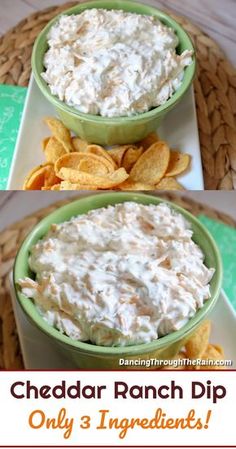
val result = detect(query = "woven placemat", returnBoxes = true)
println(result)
[0,2,236,189]
[0,192,236,370]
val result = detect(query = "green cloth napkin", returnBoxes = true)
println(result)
[199,215,236,310]
[0,84,27,190]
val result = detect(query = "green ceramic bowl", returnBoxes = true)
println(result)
[32,0,196,145]
[14,193,222,369]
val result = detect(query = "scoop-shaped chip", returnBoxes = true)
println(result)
[166,151,191,177]
[44,137,67,163]
[155,177,184,190]
[200,344,225,370]
[55,152,112,176]
[212,345,224,356]
[185,321,211,359]
[138,132,159,150]
[50,184,61,191]
[78,158,108,176]
[130,141,170,184]
[107,145,132,167]
[87,144,117,170]
[117,179,154,190]
[23,163,59,190]
[44,117,73,152]
[55,152,83,173]
[44,165,61,188]
[122,147,143,173]
[41,137,50,151]
[72,137,88,152]
[59,181,98,190]
[58,167,129,189]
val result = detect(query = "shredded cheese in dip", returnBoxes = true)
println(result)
[19,202,214,347]
[42,8,193,117]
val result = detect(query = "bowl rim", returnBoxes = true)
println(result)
[31,0,196,124]
[13,192,223,356]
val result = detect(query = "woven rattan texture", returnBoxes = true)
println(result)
[0,192,236,369]
[0,2,236,189]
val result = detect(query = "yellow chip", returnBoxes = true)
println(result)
[204,344,225,360]
[55,152,83,173]
[138,132,159,150]
[107,145,132,167]
[58,167,129,189]
[72,137,88,152]
[23,164,47,190]
[55,152,112,177]
[155,177,184,190]
[130,141,170,184]
[122,147,143,173]
[78,158,108,176]
[44,165,61,188]
[87,145,117,170]
[23,163,56,190]
[185,321,211,359]
[59,181,98,190]
[44,117,73,152]
[117,179,154,191]
[50,184,61,191]
[43,137,67,163]
[166,151,191,177]
[212,344,224,356]
[200,344,225,370]
[41,137,50,151]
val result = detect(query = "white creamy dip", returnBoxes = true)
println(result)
[42,8,193,117]
[19,202,214,347]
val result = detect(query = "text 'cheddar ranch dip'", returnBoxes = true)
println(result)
[42,8,193,117]
[19,203,214,347]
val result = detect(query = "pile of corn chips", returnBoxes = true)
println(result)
[23,117,191,191]
[164,320,227,370]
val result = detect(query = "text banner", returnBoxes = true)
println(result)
[0,371,235,447]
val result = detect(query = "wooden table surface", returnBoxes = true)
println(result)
[0,0,236,66]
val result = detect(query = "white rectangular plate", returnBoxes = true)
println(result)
[9,274,236,369]
[8,74,204,190]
